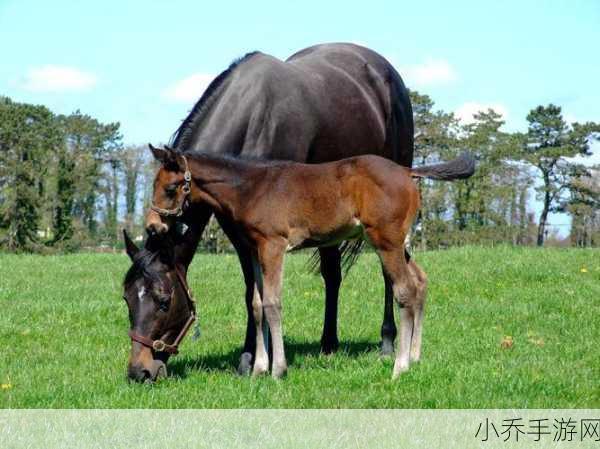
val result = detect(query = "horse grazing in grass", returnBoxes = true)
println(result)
[145,43,415,374]
[147,145,474,378]
[121,231,198,382]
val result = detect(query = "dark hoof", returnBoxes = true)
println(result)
[237,352,253,376]
[320,338,340,354]
[380,339,395,356]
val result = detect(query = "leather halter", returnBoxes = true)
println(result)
[151,155,192,218]
[128,267,196,355]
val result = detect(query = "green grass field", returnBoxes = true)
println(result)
[0,246,599,408]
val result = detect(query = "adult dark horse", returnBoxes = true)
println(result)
[144,43,414,378]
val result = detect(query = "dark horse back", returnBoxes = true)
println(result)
[171,42,414,168]
[285,43,414,167]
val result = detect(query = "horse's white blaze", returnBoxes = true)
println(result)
[138,286,146,303]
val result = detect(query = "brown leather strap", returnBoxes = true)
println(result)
[128,330,179,354]
[128,265,197,355]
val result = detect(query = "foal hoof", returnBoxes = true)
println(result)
[237,352,253,376]
[392,361,410,379]
[271,364,288,379]
[380,339,395,357]
[252,357,269,377]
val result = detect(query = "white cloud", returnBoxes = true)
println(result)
[567,139,600,167]
[454,102,509,124]
[162,73,216,103]
[21,65,97,92]
[399,58,457,87]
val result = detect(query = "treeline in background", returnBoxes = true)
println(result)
[1,91,599,254]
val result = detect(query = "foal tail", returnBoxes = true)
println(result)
[410,152,476,181]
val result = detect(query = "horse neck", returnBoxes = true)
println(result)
[178,56,264,153]
[188,155,260,215]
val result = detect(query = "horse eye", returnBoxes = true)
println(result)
[157,294,171,312]
[165,184,178,196]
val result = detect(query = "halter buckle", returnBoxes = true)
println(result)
[152,340,167,352]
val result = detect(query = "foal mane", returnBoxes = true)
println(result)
[169,51,260,150]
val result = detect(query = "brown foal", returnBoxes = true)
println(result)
[146,145,474,379]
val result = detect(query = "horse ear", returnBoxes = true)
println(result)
[149,143,179,169]
[123,229,139,260]
[149,143,172,165]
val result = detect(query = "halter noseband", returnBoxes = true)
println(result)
[151,155,192,218]
[128,267,196,355]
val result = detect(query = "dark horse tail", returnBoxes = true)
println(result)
[410,152,476,180]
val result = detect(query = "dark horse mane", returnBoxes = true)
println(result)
[169,51,260,150]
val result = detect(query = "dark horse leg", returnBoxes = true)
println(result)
[381,270,398,356]
[319,246,341,353]
[236,242,257,375]
[215,215,257,375]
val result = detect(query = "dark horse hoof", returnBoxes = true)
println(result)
[380,339,395,356]
[237,352,253,376]
[320,338,340,355]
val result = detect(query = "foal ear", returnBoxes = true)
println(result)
[149,143,174,165]
[123,229,139,260]
[149,143,181,170]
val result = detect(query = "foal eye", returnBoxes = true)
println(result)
[165,184,178,196]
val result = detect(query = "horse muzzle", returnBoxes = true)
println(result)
[127,359,167,383]
[145,209,170,235]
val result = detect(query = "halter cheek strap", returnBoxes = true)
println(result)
[151,156,192,218]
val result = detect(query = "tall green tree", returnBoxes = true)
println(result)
[409,90,457,249]
[56,111,121,241]
[562,165,599,247]
[121,145,145,231]
[451,110,512,233]
[0,97,61,251]
[521,104,600,246]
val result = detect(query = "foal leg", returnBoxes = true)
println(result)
[408,261,427,363]
[257,240,288,378]
[376,248,417,379]
[319,246,341,354]
[249,265,269,377]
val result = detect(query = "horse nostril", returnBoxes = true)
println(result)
[141,369,153,384]
[146,223,168,236]
[128,365,152,383]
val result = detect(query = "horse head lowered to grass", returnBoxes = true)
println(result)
[122,231,196,382]
[146,144,474,379]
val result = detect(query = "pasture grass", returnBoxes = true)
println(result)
[0,246,599,408]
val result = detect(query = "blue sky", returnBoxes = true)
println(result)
[2,0,599,234]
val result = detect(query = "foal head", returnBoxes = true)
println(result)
[146,144,191,236]
[122,231,194,383]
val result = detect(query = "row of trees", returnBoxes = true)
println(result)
[0,93,598,253]
[410,92,600,249]
[0,97,152,252]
